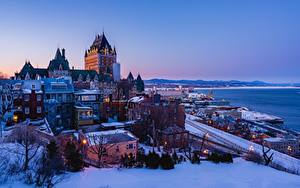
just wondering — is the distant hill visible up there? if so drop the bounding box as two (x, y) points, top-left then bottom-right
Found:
(144, 79), (297, 87)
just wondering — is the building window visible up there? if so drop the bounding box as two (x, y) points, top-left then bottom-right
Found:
(32, 84), (36, 90)
(24, 95), (29, 101)
(37, 95), (41, 101)
(127, 144), (133, 149)
(25, 107), (29, 115)
(37, 106), (41, 113)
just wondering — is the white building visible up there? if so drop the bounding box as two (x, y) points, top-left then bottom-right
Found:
(113, 62), (121, 82)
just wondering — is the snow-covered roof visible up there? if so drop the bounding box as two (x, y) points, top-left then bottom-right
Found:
(264, 137), (296, 143)
(101, 122), (125, 127)
(128, 96), (144, 103)
(75, 89), (101, 95)
(263, 137), (283, 142)
(101, 121), (136, 128)
(74, 105), (93, 110)
(22, 89), (43, 94)
(85, 130), (137, 145)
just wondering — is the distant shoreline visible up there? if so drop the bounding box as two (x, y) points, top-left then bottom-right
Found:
(193, 86), (300, 90)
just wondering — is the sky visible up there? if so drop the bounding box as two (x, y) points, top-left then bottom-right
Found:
(0, 0), (299, 83)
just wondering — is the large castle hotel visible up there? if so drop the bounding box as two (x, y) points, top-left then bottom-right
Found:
(84, 33), (120, 82)
(14, 33), (143, 94)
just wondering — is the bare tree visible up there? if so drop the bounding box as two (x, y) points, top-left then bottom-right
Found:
(199, 133), (209, 155)
(87, 134), (115, 167)
(151, 106), (169, 148)
(0, 83), (13, 137)
(262, 144), (274, 166)
(9, 125), (42, 171)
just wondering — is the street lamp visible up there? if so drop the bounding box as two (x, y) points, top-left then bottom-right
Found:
(249, 145), (254, 152)
(82, 139), (87, 145)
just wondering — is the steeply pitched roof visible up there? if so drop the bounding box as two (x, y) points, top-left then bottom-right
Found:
(47, 48), (70, 71)
(136, 74), (142, 81)
(17, 61), (48, 79)
(127, 72), (134, 81)
(92, 33), (112, 50)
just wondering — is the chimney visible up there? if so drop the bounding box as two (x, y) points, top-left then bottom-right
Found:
(62, 48), (65, 58)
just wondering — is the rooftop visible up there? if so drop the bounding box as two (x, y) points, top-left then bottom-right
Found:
(85, 130), (137, 145)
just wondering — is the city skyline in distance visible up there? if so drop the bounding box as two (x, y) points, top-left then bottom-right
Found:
(0, 0), (299, 83)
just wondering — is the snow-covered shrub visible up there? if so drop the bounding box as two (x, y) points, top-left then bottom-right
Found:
(172, 151), (179, 164)
(135, 150), (146, 168)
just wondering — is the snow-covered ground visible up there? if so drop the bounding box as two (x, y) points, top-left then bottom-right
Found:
(2, 158), (300, 188)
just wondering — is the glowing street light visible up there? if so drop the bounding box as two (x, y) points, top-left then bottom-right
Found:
(249, 145), (254, 152)
(203, 149), (209, 155)
(82, 139), (87, 145)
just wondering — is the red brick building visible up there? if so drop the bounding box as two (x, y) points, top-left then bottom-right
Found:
(13, 81), (44, 121)
(127, 94), (189, 149)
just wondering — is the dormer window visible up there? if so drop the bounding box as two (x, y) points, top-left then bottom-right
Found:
(94, 75), (98, 82)
(78, 74), (83, 81)
(25, 72), (30, 80)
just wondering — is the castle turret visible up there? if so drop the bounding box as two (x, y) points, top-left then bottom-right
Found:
(135, 74), (145, 92)
(84, 33), (117, 82)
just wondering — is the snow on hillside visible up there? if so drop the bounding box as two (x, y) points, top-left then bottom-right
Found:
(1, 158), (299, 188)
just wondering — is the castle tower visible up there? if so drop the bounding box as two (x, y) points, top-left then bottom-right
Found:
(84, 33), (117, 82)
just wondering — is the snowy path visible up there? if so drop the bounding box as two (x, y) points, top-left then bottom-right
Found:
(186, 114), (300, 173)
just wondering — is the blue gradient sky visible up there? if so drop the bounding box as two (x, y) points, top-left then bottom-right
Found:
(0, 0), (299, 82)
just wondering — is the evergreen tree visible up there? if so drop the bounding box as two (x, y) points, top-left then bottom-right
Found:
(145, 151), (160, 169)
(128, 153), (136, 167)
(160, 153), (174, 170)
(35, 140), (65, 187)
(46, 140), (65, 173)
(135, 150), (146, 168)
(223, 153), (233, 163)
(121, 154), (130, 168)
(208, 152), (220, 163)
(191, 152), (200, 164)
(136, 150), (146, 168)
(121, 153), (136, 168)
(172, 151), (179, 164)
(63, 141), (84, 172)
